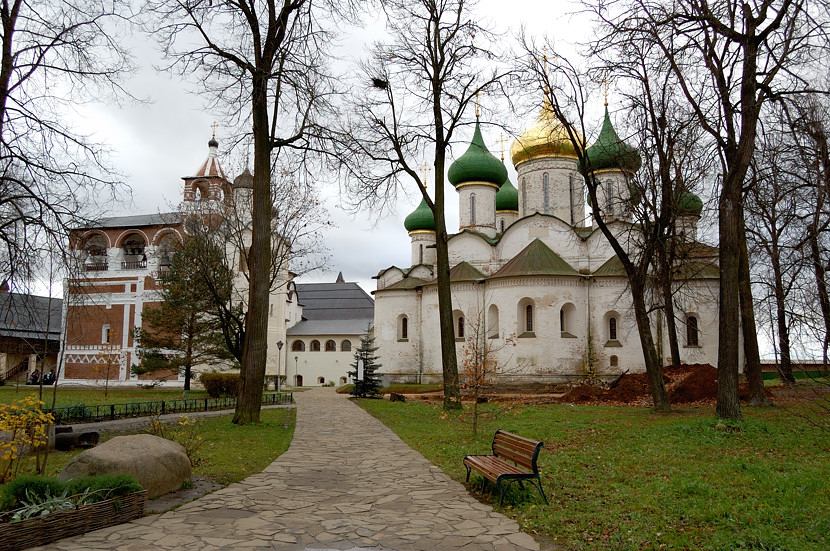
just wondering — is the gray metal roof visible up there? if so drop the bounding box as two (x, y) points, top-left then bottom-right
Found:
(0, 293), (62, 341)
(75, 212), (181, 230)
(287, 319), (372, 336)
(294, 282), (374, 321)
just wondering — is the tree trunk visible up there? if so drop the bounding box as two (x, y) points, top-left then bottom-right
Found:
(433, 200), (461, 410)
(716, 175), (743, 420)
(630, 276), (670, 411)
(660, 270), (681, 366)
(808, 222), (830, 378)
(234, 76), (271, 425)
(738, 216), (769, 405)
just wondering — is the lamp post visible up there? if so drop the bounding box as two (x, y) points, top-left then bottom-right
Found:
(294, 355), (298, 387)
(276, 340), (283, 392)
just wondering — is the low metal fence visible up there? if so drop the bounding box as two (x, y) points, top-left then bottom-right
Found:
(50, 392), (294, 425)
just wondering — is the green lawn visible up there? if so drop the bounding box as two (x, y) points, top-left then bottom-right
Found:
(357, 399), (830, 551)
(0, 384), (212, 409)
(11, 408), (295, 488)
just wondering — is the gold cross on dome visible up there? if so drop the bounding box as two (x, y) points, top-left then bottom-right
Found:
(497, 134), (507, 161)
(420, 162), (431, 189)
(210, 121), (219, 138)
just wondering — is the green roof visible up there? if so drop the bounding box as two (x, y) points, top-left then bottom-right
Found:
(492, 239), (579, 278)
(584, 107), (641, 173)
(593, 255), (626, 276)
(449, 261), (487, 282)
(382, 276), (429, 291)
(496, 177), (519, 211)
(448, 119), (507, 187)
(404, 197), (436, 232)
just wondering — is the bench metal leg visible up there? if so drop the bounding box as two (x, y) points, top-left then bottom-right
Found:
(531, 479), (548, 505)
(465, 465), (471, 482)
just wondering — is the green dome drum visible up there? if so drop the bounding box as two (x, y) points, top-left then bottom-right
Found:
(448, 120), (508, 187)
(677, 191), (703, 217)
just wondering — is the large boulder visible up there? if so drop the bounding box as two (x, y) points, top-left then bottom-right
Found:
(58, 434), (191, 498)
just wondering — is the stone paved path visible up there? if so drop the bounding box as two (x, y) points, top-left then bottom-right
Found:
(36, 388), (539, 551)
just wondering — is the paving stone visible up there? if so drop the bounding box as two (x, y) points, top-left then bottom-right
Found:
(33, 389), (540, 551)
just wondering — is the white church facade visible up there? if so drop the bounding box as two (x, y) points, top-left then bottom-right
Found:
(373, 99), (720, 383)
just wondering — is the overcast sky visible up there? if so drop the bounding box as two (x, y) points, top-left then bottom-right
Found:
(71, 0), (593, 295)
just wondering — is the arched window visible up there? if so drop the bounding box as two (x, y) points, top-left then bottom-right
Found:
(606, 180), (614, 215)
(569, 173), (576, 225)
(453, 310), (465, 340)
(470, 193), (477, 224)
(310, 340), (321, 351)
(610, 355), (619, 368)
(318, 377), (325, 384)
(521, 177), (527, 216)
(518, 298), (536, 336)
(560, 303), (576, 338)
(341, 340), (352, 352)
(419, 244), (424, 264)
(686, 315), (699, 346)
(325, 340), (336, 352)
(487, 304), (499, 339)
(609, 317), (618, 341)
(291, 340), (305, 352)
(398, 315), (408, 340)
(543, 173), (550, 214)
(340, 377), (347, 385)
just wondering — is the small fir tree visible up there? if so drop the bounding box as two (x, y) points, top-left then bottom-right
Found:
(348, 327), (382, 398)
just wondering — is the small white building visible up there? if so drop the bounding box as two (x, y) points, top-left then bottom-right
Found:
(286, 274), (374, 387)
(373, 98), (719, 383)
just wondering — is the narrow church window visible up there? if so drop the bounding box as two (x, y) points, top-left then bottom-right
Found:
(560, 308), (565, 332)
(458, 317), (465, 338)
(569, 174), (576, 225)
(325, 340), (336, 352)
(500, 219), (505, 233)
(543, 173), (550, 214)
(470, 193), (476, 224)
(609, 317), (618, 341)
(526, 305), (534, 332)
(686, 315), (699, 346)
(400, 316), (408, 340)
(291, 340), (305, 352)
(606, 180), (614, 215)
(521, 178), (527, 216)
(310, 340), (321, 351)
(102, 324), (111, 344)
(419, 244), (424, 264)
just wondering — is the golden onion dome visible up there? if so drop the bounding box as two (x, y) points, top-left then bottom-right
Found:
(510, 97), (584, 166)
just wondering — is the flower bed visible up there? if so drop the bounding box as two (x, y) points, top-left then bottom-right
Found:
(0, 489), (146, 550)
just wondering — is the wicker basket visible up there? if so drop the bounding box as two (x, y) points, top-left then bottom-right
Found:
(0, 490), (147, 551)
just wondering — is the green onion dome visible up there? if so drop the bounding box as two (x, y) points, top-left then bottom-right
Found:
(448, 119), (508, 188)
(584, 107), (641, 174)
(404, 197), (436, 232)
(496, 177), (519, 211)
(677, 190), (703, 217)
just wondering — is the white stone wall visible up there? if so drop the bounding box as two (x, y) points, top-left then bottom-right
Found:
(285, 336), (358, 387)
(410, 231), (437, 267)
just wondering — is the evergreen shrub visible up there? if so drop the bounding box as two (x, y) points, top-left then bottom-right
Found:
(0, 473), (142, 511)
(199, 373), (240, 397)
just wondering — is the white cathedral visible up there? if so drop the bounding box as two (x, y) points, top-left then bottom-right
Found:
(373, 99), (720, 383)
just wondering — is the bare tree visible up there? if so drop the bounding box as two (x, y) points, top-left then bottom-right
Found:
(585, 0), (826, 419)
(0, 0), (133, 289)
(144, 0), (341, 423)
(336, 0), (510, 410)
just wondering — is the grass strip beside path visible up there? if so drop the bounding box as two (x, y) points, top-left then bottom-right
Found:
(357, 399), (830, 551)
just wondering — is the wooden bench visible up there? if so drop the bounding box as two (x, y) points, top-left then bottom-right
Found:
(463, 429), (548, 505)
